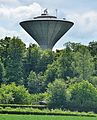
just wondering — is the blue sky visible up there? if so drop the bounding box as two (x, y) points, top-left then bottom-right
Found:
(0, 0), (97, 50)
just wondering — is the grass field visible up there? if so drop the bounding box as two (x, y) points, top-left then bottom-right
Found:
(0, 114), (96, 120)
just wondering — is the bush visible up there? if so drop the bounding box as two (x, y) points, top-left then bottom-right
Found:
(66, 80), (97, 112)
(0, 104), (47, 109)
(0, 83), (31, 104)
(0, 107), (96, 117)
(27, 71), (46, 93)
(47, 79), (66, 109)
(31, 92), (48, 104)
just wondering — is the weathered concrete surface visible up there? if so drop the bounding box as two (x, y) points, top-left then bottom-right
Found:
(20, 15), (74, 49)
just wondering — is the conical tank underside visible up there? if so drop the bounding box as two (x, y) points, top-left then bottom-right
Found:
(20, 14), (74, 49)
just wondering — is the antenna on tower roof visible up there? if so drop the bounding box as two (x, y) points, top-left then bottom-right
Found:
(44, 8), (48, 15)
(41, 8), (42, 14)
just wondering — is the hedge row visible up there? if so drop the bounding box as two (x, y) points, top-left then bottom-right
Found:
(0, 104), (47, 109)
(0, 107), (96, 117)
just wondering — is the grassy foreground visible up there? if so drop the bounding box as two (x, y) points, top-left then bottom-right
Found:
(0, 114), (96, 120)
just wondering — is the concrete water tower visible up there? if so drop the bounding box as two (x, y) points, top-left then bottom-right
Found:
(20, 9), (74, 49)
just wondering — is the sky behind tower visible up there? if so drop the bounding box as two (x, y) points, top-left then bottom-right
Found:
(0, 0), (97, 50)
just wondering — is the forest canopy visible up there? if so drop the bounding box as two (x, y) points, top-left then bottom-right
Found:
(0, 36), (97, 112)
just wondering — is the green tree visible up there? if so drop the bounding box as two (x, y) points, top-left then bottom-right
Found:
(27, 71), (46, 93)
(5, 37), (26, 85)
(56, 47), (76, 80)
(67, 80), (97, 112)
(0, 84), (13, 104)
(74, 47), (94, 80)
(88, 76), (97, 87)
(44, 61), (58, 85)
(88, 41), (97, 75)
(47, 79), (66, 109)
(88, 41), (97, 57)
(0, 83), (31, 104)
(23, 44), (41, 87)
(0, 60), (6, 84)
(0, 37), (10, 65)
(25, 44), (41, 74)
(11, 83), (31, 104)
(37, 49), (55, 73)
(64, 42), (87, 52)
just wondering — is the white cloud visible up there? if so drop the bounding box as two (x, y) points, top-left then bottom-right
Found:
(0, 2), (42, 46)
(0, 1), (97, 49)
(0, 0), (21, 7)
(66, 11), (97, 40)
(0, 2), (42, 22)
(0, 27), (18, 38)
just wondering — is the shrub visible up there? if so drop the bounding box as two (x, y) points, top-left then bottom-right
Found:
(47, 79), (66, 109)
(0, 83), (31, 104)
(67, 80), (97, 112)
(31, 92), (48, 104)
(27, 71), (46, 93)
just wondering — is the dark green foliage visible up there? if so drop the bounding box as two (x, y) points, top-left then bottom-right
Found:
(74, 46), (94, 80)
(88, 76), (97, 87)
(44, 61), (58, 85)
(67, 80), (97, 112)
(56, 47), (76, 80)
(64, 42), (87, 52)
(4, 37), (26, 85)
(0, 37), (11, 65)
(37, 49), (55, 73)
(27, 71), (46, 93)
(1, 37), (97, 113)
(25, 44), (41, 74)
(0, 60), (6, 84)
(47, 79), (66, 109)
(88, 41), (97, 57)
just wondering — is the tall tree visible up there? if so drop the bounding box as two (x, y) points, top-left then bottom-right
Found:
(0, 59), (6, 84)
(27, 71), (46, 94)
(74, 46), (94, 80)
(67, 80), (97, 112)
(44, 61), (58, 85)
(24, 44), (41, 76)
(5, 37), (26, 85)
(0, 37), (10, 65)
(37, 49), (55, 73)
(88, 41), (97, 57)
(56, 47), (76, 80)
(47, 79), (66, 109)
(88, 41), (97, 75)
(64, 42), (87, 52)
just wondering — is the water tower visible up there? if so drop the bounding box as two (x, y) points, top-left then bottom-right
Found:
(20, 9), (74, 49)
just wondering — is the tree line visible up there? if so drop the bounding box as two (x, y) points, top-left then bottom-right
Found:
(0, 36), (97, 112)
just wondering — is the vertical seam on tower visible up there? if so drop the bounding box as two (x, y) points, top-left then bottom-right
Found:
(49, 20), (57, 47)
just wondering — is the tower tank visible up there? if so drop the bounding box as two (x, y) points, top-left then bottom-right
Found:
(20, 9), (74, 49)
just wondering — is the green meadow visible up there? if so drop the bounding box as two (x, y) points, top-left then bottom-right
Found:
(0, 114), (96, 120)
